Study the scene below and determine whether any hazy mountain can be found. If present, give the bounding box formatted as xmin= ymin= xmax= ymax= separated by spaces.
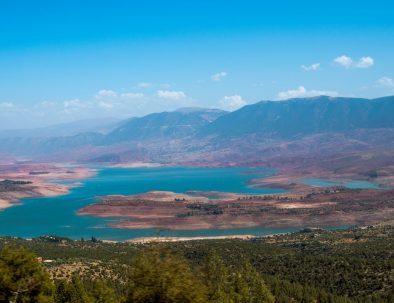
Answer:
xmin=2 ymin=96 xmax=394 ymax=162
xmin=0 ymin=108 xmax=227 ymax=157
xmin=103 ymin=108 xmax=227 ymax=144
xmin=0 ymin=132 xmax=104 ymax=156
xmin=200 ymin=96 xmax=394 ymax=138
xmin=0 ymin=118 xmax=120 ymax=139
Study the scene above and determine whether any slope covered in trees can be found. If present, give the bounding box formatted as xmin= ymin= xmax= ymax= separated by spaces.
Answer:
xmin=0 ymin=224 xmax=393 ymax=302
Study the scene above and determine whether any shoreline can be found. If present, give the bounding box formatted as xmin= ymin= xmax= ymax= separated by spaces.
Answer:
xmin=2 ymin=163 xmax=391 ymax=239
xmin=110 ymin=162 xmax=163 ymax=168
xmin=79 ymin=175 xmax=393 ymax=232
xmin=127 ymin=234 xmax=257 ymax=243
xmin=2 ymin=224 xmax=357 ymax=243
xmin=0 ymin=164 xmax=96 ymax=211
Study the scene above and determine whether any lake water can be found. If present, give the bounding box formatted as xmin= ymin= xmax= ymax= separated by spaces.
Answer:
xmin=297 ymin=178 xmax=381 ymax=189
xmin=0 ymin=167 xmax=349 ymax=241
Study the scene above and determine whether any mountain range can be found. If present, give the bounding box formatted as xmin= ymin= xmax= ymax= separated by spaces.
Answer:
xmin=202 ymin=96 xmax=394 ymax=138
xmin=1 ymin=96 xmax=394 ymax=164
xmin=103 ymin=107 xmax=226 ymax=144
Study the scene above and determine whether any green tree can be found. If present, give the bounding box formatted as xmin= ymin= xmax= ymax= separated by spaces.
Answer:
xmin=54 ymin=280 xmax=73 ymax=303
xmin=54 ymin=277 xmax=92 ymax=303
xmin=0 ymin=246 xmax=54 ymax=303
xmin=230 ymin=261 xmax=275 ymax=303
xmin=204 ymin=251 xmax=232 ymax=303
xmin=89 ymin=280 xmax=117 ymax=303
xmin=204 ymin=252 xmax=275 ymax=303
xmin=124 ymin=248 xmax=207 ymax=303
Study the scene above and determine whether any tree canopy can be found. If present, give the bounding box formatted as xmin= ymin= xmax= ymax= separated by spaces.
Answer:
xmin=0 ymin=246 xmax=53 ymax=303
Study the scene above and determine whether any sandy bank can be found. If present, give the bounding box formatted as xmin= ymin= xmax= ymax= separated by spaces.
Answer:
xmin=0 ymin=164 xmax=96 ymax=210
xmin=127 ymin=234 xmax=256 ymax=244
xmin=110 ymin=162 xmax=163 ymax=168
xmin=0 ymin=198 xmax=15 ymax=209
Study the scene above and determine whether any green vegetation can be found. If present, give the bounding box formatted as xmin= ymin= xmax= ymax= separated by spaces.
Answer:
xmin=0 ymin=224 xmax=393 ymax=302
xmin=204 ymin=252 xmax=275 ymax=303
xmin=177 ymin=203 xmax=224 ymax=217
xmin=53 ymin=277 xmax=117 ymax=303
xmin=0 ymin=246 xmax=53 ymax=302
xmin=0 ymin=180 xmax=32 ymax=192
xmin=125 ymin=249 xmax=207 ymax=302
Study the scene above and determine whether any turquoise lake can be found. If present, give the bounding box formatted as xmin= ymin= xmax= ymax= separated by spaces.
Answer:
xmin=0 ymin=167 xmax=350 ymax=241
xmin=297 ymin=178 xmax=381 ymax=189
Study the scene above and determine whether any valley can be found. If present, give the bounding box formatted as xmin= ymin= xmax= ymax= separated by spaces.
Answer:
xmin=2 ymin=5 xmax=394 ymax=302
xmin=1 ymin=222 xmax=392 ymax=302
xmin=1 ymin=97 xmax=394 ymax=241
xmin=1 ymin=157 xmax=392 ymax=240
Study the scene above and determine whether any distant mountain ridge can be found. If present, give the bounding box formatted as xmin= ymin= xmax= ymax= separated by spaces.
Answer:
xmin=0 ymin=118 xmax=120 ymax=139
xmin=1 ymin=96 xmax=394 ymax=162
xmin=103 ymin=108 xmax=227 ymax=144
xmin=200 ymin=96 xmax=394 ymax=138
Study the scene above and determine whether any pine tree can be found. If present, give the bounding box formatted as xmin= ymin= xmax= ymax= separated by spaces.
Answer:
xmin=0 ymin=246 xmax=54 ymax=303
xmin=89 ymin=280 xmax=117 ymax=303
xmin=229 ymin=261 xmax=275 ymax=303
xmin=124 ymin=248 xmax=207 ymax=303
xmin=54 ymin=277 xmax=92 ymax=303
xmin=204 ymin=251 xmax=232 ymax=303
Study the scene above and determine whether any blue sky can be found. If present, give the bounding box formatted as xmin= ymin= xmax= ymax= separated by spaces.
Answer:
xmin=1 ymin=0 xmax=394 ymax=129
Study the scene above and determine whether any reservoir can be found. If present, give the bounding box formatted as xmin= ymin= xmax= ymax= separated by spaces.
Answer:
xmin=0 ymin=167 xmax=350 ymax=241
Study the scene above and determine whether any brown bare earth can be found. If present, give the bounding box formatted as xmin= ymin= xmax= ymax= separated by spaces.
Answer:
xmin=251 ymin=150 xmax=394 ymax=189
xmin=0 ymin=163 xmax=95 ymax=210
xmin=79 ymin=185 xmax=394 ymax=230
xmin=78 ymin=150 xmax=394 ymax=231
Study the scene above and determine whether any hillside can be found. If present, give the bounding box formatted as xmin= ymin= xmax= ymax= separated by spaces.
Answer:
xmin=102 ymin=107 xmax=227 ymax=144
xmin=0 ymin=118 xmax=119 ymax=139
xmin=1 ymin=223 xmax=392 ymax=302
xmin=200 ymin=96 xmax=394 ymax=138
xmin=1 ymin=96 xmax=394 ymax=164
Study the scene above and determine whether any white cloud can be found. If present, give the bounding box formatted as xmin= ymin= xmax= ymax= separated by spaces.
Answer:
xmin=355 ymin=56 xmax=374 ymax=68
xmin=333 ymin=55 xmax=374 ymax=69
xmin=301 ymin=63 xmax=321 ymax=71
xmin=63 ymin=99 xmax=87 ymax=109
xmin=219 ymin=95 xmax=247 ymax=111
xmin=277 ymin=86 xmax=338 ymax=100
xmin=334 ymin=55 xmax=354 ymax=68
xmin=63 ymin=99 xmax=91 ymax=113
xmin=95 ymin=89 xmax=118 ymax=99
xmin=94 ymin=90 xmax=145 ymax=109
xmin=0 ymin=88 xmax=194 ymax=129
xmin=38 ymin=101 xmax=57 ymax=108
xmin=121 ymin=92 xmax=144 ymax=99
xmin=0 ymin=102 xmax=15 ymax=109
xmin=157 ymin=90 xmax=187 ymax=100
xmin=211 ymin=71 xmax=228 ymax=81
xmin=377 ymin=77 xmax=394 ymax=88
xmin=136 ymin=82 xmax=151 ymax=88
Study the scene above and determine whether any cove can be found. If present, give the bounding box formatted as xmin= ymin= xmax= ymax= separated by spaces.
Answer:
xmin=0 ymin=167 xmax=344 ymax=241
